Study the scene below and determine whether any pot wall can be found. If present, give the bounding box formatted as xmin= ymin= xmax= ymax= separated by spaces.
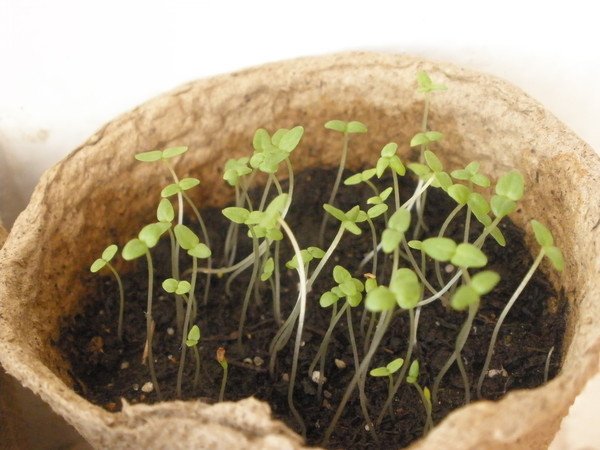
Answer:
xmin=0 ymin=52 xmax=598 ymax=449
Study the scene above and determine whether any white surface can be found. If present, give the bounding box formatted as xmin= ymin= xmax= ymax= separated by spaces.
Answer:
xmin=1 ymin=0 xmax=599 ymax=221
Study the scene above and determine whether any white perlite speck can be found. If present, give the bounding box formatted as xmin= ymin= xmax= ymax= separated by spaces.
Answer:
xmin=311 ymin=371 xmax=327 ymax=384
xmin=166 ymin=327 xmax=175 ymax=336
xmin=334 ymin=358 xmax=346 ymax=369
xmin=141 ymin=382 xmax=154 ymax=393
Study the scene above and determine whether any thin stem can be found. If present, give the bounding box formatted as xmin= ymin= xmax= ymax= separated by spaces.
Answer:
xmin=413 ymin=383 xmax=433 ymax=435
xmin=273 ymin=240 xmax=282 ymax=325
xmin=219 ymin=364 xmax=228 ymax=402
xmin=366 ymin=217 xmax=378 ymax=275
xmin=192 ymin=345 xmax=200 ymax=390
xmin=435 ymin=204 xmax=464 ymax=288
xmin=236 ymin=230 xmax=260 ymax=345
xmin=392 ymin=171 xmax=401 ymax=212
xmin=278 ymin=217 xmax=308 ymax=438
xmin=144 ymin=251 xmax=161 ymax=400
xmin=477 ymin=250 xmax=545 ymax=398
xmin=463 ymin=205 xmax=472 ymax=243
xmin=319 ymin=132 xmax=349 ymax=246
xmin=167 ymin=229 xmax=184 ymax=333
xmin=456 ymin=352 xmax=470 ymax=404
xmin=258 ymin=175 xmax=273 ymax=211
xmin=176 ymin=257 xmax=198 ymax=398
xmin=106 ymin=263 xmax=125 ymax=341
xmin=363 ymin=311 xmax=377 ymax=354
xmin=308 ymin=303 xmax=347 ymax=380
xmin=308 ymin=225 xmax=345 ymax=290
xmin=432 ymin=301 xmax=477 ymax=406
xmin=224 ymin=184 xmax=241 ymax=262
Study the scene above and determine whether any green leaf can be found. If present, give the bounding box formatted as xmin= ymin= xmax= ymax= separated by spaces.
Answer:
xmin=370 ymin=367 xmax=391 ymax=377
xmin=544 ymin=246 xmax=564 ymax=271
xmin=187 ymin=325 xmax=200 ymax=341
xmin=491 ymin=195 xmax=517 ymax=218
xmin=139 ymin=222 xmax=170 ymax=248
xmin=368 ymin=204 xmax=388 ymax=219
xmin=161 ymin=183 xmax=181 ymax=198
xmin=101 ymin=244 xmax=118 ymax=262
xmin=362 ymin=168 xmax=377 ymax=180
xmin=365 ymin=286 xmax=396 ymax=312
xmin=376 ymin=157 xmax=390 ymax=178
xmin=495 ymin=170 xmax=525 ymax=201
xmin=467 ymin=193 xmax=490 ymax=217
xmin=422 ymin=237 xmax=457 ymax=261
xmin=433 ymin=172 xmax=453 ymax=190
xmin=471 ymin=173 xmax=491 ymax=188
xmin=278 ymin=126 xmax=304 ymax=152
xmin=447 ymin=184 xmax=470 ymax=205
xmin=379 ymin=187 xmax=393 ymax=202
xmin=390 ymin=268 xmax=421 ymax=309
xmin=323 ymin=204 xmax=347 ymax=222
xmin=490 ymin=225 xmax=507 ymax=247
xmin=389 ymin=155 xmax=406 ymax=175
xmin=465 ymin=161 xmax=480 ymax=174
xmin=381 ymin=142 xmax=398 ymax=158
xmin=122 ymin=238 xmax=147 ymax=260
xmin=417 ymin=71 xmax=432 ymax=90
xmin=162 ymin=146 xmax=188 ymax=159
xmin=470 ymin=271 xmax=500 ymax=295
xmin=178 ymin=178 xmax=200 ymax=191
xmin=531 ymin=220 xmax=554 ymax=247
xmin=451 ymin=169 xmax=470 ymax=180
xmin=261 ymin=257 xmax=274 ymax=282
xmin=406 ymin=360 xmax=420 ymax=384
xmin=365 ymin=278 xmax=377 ymax=293
xmin=408 ymin=240 xmax=422 ymax=250
xmin=451 ymin=285 xmax=480 ymax=311
xmin=90 ymin=258 xmax=107 ymax=273
xmin=340 ymin=279 xmax=358 ymax=296
xmin=222 ymin=207 xmax=250 ymax=224
xmin=271 ymin=129 xmax=287 ymax=146
xmin=320 ymin=291 xmax=340 ymax=308
xmin=173 ymin=224 xmax=200 ymax=250
xmin=162 ymin=278 xmax=179 ymax=293
xmin=175 ymin=280 xmax=192 ymax=295
xmin=425 ymin=131 xmax=443 ymax=142
xmin=157 ymin=198 xmax=175 ymax=223
xmin=343 ymin=221 xmax=361 ymax=235
xmin=381 ymin=229 xmax=402 ymax=253
xmin=135 ymin=150 xmax=162 ymax=162
xmin=410 ymin=133 xmax=428 ymax=147
xmin=386 ymin=358 xmax=404 ymax=374
xmin=346 ymin=121 xmax=367 ymax=133
xmin=188 ymin=243 xmax=211 ymax=259
xmin=333 ymin=265 xmax=352 ymax=284
xmin=344 ymin=173 xmax=363 ymax=186
xmin=388 ymin=208 xmax=411 ymax=232
xmin=324 ymin=120 xmax=347 ymax=133
xmin=307 ymin=247 xmax=325 ymax=259
xmin=451 ymin=243 xmax=488 ymax=268
xmin=347 ymin=292 xmax=363 ymax=308
xmin=253 ymin=128 xmax=270 ymax=152
xmin=408 ymin=163 xmax=431 ymax=177
xmin=424 ymin=150 xmax=443 ymax=172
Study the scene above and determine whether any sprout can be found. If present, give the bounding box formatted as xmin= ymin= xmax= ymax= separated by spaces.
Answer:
xmin=405 ymin=360 xmax=433 ymax=435
xmin=216 ymin=347 xmax=229 ymax=402
xmin=90 ymin=244 xmax=126 ymax=341
xmin=185 ymin=325 xmax=201 ymax=389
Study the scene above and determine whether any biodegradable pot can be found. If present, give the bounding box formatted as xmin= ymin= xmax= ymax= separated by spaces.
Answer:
xmin=0 ymin=52 xmax=598 ymax=449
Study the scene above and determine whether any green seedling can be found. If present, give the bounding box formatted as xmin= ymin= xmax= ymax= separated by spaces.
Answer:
xmin=319 ymin=120 xmax=367 ymax=245
xmin=370 ymin=357 xmax=404 ymax=418
xmin=216 ymin=347 xmax=228 ymax=402
xmin=477 ymin=220 xmax=563 ymax=398
xmin=185 ymin=325 xmax=201 ymax=389
xmin=223 ymin=157 xmax=253 ymax=265
xmin=90 ymin=244 xmax=125 ymax=341
xmin=407 ymin=149 xmax=452 ymax=191
xmin=375 ymin=143 xmax=406 ymax=211
xmin=405 ymin=360 xmax=433 ymax=435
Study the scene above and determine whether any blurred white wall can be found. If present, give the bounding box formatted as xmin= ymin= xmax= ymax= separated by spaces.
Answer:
xmin=0 ymin=0 xmax=598 ymax=224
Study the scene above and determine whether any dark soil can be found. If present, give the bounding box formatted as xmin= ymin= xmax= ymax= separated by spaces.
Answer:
xmin=58 ymin=167 xmax=567 ymax=449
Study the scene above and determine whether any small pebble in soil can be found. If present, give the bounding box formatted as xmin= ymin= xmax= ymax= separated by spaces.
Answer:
xmin=120 ymin=361 xmax=129 ymax=370
xmin=166 ymin=327 xmax=175 ymax=336
xmin=444 ymin=264 xmax=455 ymax=273
xmin=141 ymin=382 xmax=154 ymax=393
xmin=132 ymin=384 xmax=139 ymax=391
xmin=311 ymin=371 xmax=326 ymax=384
xmin=244 ymin=357 xmax=253 ymax=365
xmin=282 ymin=373 xmax=289 ymax=382
xmin=488 ymin=368 xmax=509 ymax=378
xmin=253 ymin=356 xmax=264 ymax=366
xmin=334 ymin=358 xmax=347 ymax=369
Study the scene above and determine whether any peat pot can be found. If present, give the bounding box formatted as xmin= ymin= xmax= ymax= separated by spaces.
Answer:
xmin=0 ymin=53 xmax=598 ymax=449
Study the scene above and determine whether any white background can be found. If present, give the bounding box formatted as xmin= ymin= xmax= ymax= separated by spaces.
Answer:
xmin=1 ymin=0 xmax=599 ymax=224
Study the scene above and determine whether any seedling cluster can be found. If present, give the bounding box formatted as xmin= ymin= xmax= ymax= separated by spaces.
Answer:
xmin=89 ymin=71 xmax=563 ymax=444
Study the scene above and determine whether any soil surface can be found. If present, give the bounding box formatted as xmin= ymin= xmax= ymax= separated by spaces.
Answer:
xmin=58 ymin=167 xmax=567 ymax=449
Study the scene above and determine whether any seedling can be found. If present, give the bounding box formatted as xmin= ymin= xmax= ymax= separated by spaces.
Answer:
xmin=405 ymin=360 xmax=433 ymax=435
xmin=185 ymin=325 xmax=201 ymax=389
xmin=90 ymin=244 xmax=125 ymax=340
xmin=370 ymin=357 xmax=404 ymax=417
xmin=216 ymin=347 xmax=228 ymax=402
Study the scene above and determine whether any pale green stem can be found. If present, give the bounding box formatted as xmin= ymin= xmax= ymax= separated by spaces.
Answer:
xmin=273 ymin=240 xmax=282 ymax=325
xmin=435 ymin=204 xmax=464 ymax=288
xmin=219 ymin=363 xmax=228 ymax=402
xmin=167 ymin=229 xmax=184 ymax=333
xmin=477 ymin=250 xmax=545 ymax=398
xmin=144 ymin=251 xmax=161 ymax=400
xmin=392 ymin=171 xmax=401 ymax=212
xmin=236 ymin=229 xmax=260 ymax=345
xmin=106 ymin=262 xmax=125 ymax=341
xmin=308 ymin=303 xmax=346 ymax=382
xmin=223 ymin=184 xmax=241 ymax=262
xmin=366 ymin=217 xmax=378 ymax=275
xmin=192 ymin=345 xmax=200 ymax=390
xmin=258 ymin=175 xmax=273 ymax=211
xmin=463 ymin=205 xmax=472 ymax=243
xmin=176 ymin=257 xmax=198 ymax=398
xmin=317 ymin=302 xmax=339 ymax=401
xmin=413 ymin=383 xmax=433 ymax=435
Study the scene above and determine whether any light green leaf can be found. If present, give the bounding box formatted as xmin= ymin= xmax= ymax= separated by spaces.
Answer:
xmin=161 ymin=183 xmax=181 ymax=198
xmin=433 ymin=172 xmax=453 ymax=190
xmin=406 ymin=360 xmax=420 ymax=384
xmin=162 ymin=278 xmax=179 ymax=293
xmin=187 ymin=325 xmax=200 ymax=341
xmin=333 ymin=265 xmax=352 ymax=284
xmin=379 ymin=187 xmax=393 ymax=202
xmin=122 ymin=238 xmax=147 ymax=260
xmin=222 ymin=207 xmax=250 ymax=224
xmin=408 ymin=240 xmax=422 ymax=250
xmin=470 ymin=271 xmax=500 ymax=295
xmin=451 ymin=169 xmax=470 ymax=180
xmin=278 ymin=126 xmax=304 ymax=152
xmin=467 ymin=193 xmax=490 ymax=217
xmin=531 ymin=220 xmax=554 ymax=247
xmin=253 ymin=128 xmax=270 ymax=152
xmin=365 ymin=278 xmax=377 ymax=293
xmin=370 ymin=367 xmax=391 ymax=377
xmin=366 ymin=286 xmax=397 ymax=312
xmin=390 ymin=269 xmax=421 ymax=309
xmin=424 ymin=150 xmax=443 ymax=172
xmin=495 ymin=170 xmax=525 ymax=201
xmin=490 ymin=225 xmax=507 ymax=247
xmin=410 ymin=133 xmax=428 ymax=147
xmin=544 ymin=246 xmax=564 ymax=271
xmin=139 ymin=222 xmax=170 ymax=248
xmin=346 ymin=121 xmax=367 ymax=133
xmin=425 ymin=131 xmax=443 ymax=142
xmin=343 ymin=221 xmax=362 ymax=235
xmin=422 ymin=237 xmax=457 ymax=261
xmin=389 ymin=155 xmax=406 ymax=175
xmin=465 ymin=161 xmax=480 ymax=174
xmin=451 ymin=243 xmax=488 ymax=268
xmin=368 ymin=204 xmax=388 ymax=219
xmin=271 ymin=129 xmax=287 ymax=146
xmin=261 ymin=257 xmax=274 ymax=281
xmin=386 ymin=358 xmax=404 ymax=374
xmin=408 ymin=163 xmax=431 ymax=177
xmin=90 ymin=258 xmax=106 ymax=273
xmin=135 ymin=150 xmax=162 ymax=162
xmin=324 ymin=120 xmax=347 ymax=133
xmin=188 ymin=243 xmax=211 ymax=259
xmin=417 ymin=71 xmax=432 ymax=90
xmin=323 ymin=204 xmax=347 ymax=222
xmin=157 ymin=198 xmax=175 ymax=223
xmin=340 ymin=279 xmax=358 ymax=296
xmin=347 ymin=292 xmax=363 ymax=308
xmin=320 ymin=291 xmax=340 ymax=308
xmin=162 ymin=146 xmax=188 ymax=159
xmin=307 ymin=247 xmax=325 ymax=259
xmin=451 ymin=285 xmax=480 ymax=311
xmin=101 ymin=244 xmax=118 ymax=262
xmin=173 ymin=224 xmax=200 ymax=250
xmin=381 ymin=142 xmax=398 ymax=158
xmin=376 ymin=157 xmax=390 ymax=178
xmin=491 ymin=195 xmax=517 ymax=218
xmin=344 ymin=173 xmax=363 ymax=185
xmin=471 ymin=173 xmax=491 ymax=188
xmin=381 ymin=228 xmax=402 ymax=253
xmin=388 ymin=208 xmax=411 ymax=232
xmin=175 ymin=280 xmax=192 ymax=295
xmin=178 ymin=178 xmax=200 ymax=191
xmin=447 ymin=184 xmax=470 ymax=205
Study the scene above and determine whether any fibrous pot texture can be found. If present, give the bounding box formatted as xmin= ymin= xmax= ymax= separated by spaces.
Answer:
xmin=0 ymin=52 xmax=598 ymax=449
